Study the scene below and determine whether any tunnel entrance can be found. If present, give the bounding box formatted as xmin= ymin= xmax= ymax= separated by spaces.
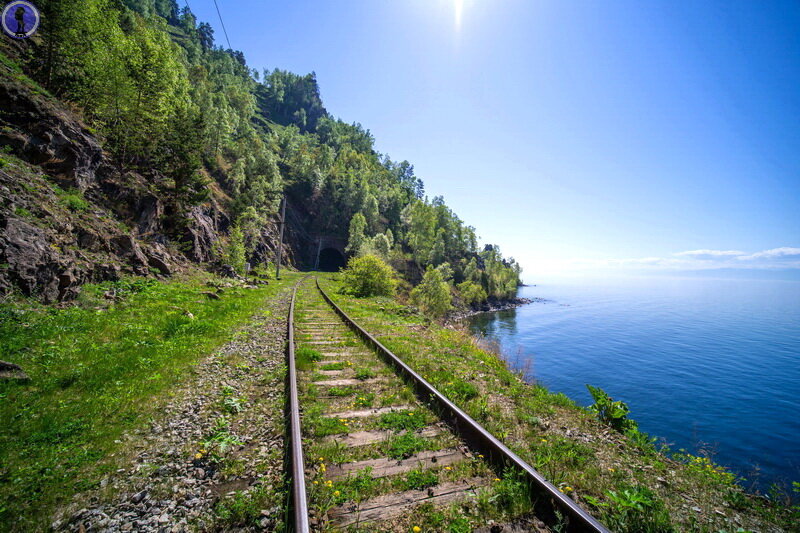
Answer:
xmin=318 ymin=248 xmax=346 ymax=272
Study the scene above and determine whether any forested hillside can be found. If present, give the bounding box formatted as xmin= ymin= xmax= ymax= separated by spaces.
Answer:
xmin=0 ymin=0 xmax=521 ymax=309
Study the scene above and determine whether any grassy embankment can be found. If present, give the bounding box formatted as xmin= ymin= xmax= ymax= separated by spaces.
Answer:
xmin=0 ymin=272 xmax=299 ymax=531
xmin=317 ymin=274 xmax=799 ymax=533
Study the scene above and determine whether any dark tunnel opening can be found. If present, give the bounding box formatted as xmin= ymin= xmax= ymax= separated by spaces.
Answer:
xmin=318 ymin=248 xmax=346 ymax=272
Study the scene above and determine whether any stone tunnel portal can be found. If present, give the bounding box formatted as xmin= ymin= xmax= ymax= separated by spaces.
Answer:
xmin=318 ymin=248 xmax=346 ymax=272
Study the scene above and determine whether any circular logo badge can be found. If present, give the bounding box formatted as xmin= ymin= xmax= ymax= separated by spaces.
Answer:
xmin=2 ymin=1 xmax=40 ymax=39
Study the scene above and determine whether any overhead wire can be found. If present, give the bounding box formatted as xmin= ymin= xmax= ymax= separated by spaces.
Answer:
xmin=211 ymin=0 xmax=232 ymax=50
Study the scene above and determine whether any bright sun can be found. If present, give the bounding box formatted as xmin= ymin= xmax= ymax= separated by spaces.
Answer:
xmin=454 ymin=0 xmax=464 ymax=28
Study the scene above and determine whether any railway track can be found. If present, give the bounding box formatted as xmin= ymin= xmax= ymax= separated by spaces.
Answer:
xmin=285 ymin=276 xmax=609 ymax=532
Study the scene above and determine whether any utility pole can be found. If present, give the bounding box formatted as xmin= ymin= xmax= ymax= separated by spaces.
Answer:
xmin=275 ymin=194 xmax=286 ymax=280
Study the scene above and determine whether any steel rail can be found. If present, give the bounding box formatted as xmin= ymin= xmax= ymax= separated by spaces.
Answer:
xmin=315 ymin=278 xmax=609 ymax=533
xmin=286 ymin=279 xmax=310 ymax=533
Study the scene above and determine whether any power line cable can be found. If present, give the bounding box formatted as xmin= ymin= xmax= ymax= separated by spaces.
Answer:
xmin=212 ymin=0 xmax=232 ymax=50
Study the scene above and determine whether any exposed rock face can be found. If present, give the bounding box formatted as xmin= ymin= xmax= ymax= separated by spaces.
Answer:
xmin=0 ymin=76 xmax=289 ymax=302
xmin=183 ymin=206 xmax=220 ymax=263
xmin=0 ymin=217 xmax=66 ymax=302
xmin=110 ymin=235 xmax=150 ymax=276
xmin=0 ymin=79 xmax=104 ymax=191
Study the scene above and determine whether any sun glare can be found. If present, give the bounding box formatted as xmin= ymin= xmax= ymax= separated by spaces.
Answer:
xmin=454 ymin=0 xmax=464 ymax=29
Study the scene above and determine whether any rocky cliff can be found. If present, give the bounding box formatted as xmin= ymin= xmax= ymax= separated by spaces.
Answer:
xmin=0 ymin=75 xmax=291 ymax=302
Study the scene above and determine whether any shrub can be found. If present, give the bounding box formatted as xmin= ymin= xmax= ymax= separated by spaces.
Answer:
xmin=586 ymin=384 xmax=636 ymax=432
xmin=58 ymin=189 xmax=90 ymax=212
xmin=410 ymin=266 xmax=452 ymax=318
xmin=341 ymin=254 xmax=397 ymax=297
xmin=586 ymin=485 xmax=674 ymax=533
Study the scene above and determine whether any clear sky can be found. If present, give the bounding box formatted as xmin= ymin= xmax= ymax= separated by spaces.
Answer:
xmin=188 ymin=0 xmax=800 ymax=281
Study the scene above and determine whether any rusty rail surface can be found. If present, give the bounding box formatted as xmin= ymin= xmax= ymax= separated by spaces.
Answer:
xmin=314 ymin=278 xmax=609 ymax=533
xmin=286 ymin=279 xmax=310 ymax=533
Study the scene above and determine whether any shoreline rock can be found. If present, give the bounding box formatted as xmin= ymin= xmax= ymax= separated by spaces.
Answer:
xmin=448 ymin=296 xmax=547 ymax=323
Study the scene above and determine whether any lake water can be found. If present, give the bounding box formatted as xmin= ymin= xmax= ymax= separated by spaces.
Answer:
xmin=467 ymin=277 xmax=800 ymax=492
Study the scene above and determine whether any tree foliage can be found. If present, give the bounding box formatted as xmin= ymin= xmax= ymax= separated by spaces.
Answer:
xmin=342 ymin=255 xmax=397 ymax=297
xmin=26 ymin=0 xmax=522 ymax=312
xmin=411 ymin=266 xmax=453 ymax=318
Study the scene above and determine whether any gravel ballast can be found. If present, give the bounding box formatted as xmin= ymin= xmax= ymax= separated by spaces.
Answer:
xmin=53 ymin=287 xmax=293 ymax=532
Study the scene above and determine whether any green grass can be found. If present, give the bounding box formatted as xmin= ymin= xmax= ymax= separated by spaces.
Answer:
xmin=214 ymin=484 xmax=284 ymax=529
xmin=0 ymin=272 xmax=297 ymax=531
xmin=295 ymin=345 xmax=322 ymax=371
xmin=399 ymin=468 xmax=439 ymax=491
xmin=331 ymin=467 xmax=379 ymax=504
xmin=326 ymin=386 xmax=357 ymax=397
xmin=312 ymin=416 xmax=350 ymax=437
xmin=320 ymin=361 xmax=346 ymax=370
xmin=379 ymin=409 xmax=428 ymax=432
xmin=384 ymin=433 xmax=430 ymax=460
xmin=353 ymin=392 xmax=375 ymax=408
xmin=52 ymin=185 xmax=89 ymax=212
xmin=354 ymin=366 xmax=376 ymax=380
xmin=13 ymin=207 xmax=32 ymax=218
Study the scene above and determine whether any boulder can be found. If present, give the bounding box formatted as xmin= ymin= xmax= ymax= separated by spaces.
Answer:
xmin=143 ymin=243 xmax=172 ymax=276
xmin=0 ymin=360 xmax=30 ymax=382
xmin=111 ymin=235 xmax=149 ymax=275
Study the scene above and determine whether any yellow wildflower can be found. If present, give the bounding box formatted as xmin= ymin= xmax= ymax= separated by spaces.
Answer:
xmin=194 ymin=453 xmax=202 ymax=460
xmin=333 ymin=490 xmax=340 ymax=496
xmin=494 ymin=478 xmax=501 ymax=482
xmin=413 ymin=527 xmax=421 ymax=533
xmin=445 ymin=466 xmax=451 ymax=471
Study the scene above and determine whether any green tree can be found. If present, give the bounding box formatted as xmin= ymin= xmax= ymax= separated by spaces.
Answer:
xmin=362 ymin=194 xmax=381 ymax=233
xmin=345 ymin=212 xmax=367 ymax=256
xmin=222 ymin=226 xmax=247 ymax=275
xmin=197 ymin=22 xmax=214 ymax=51
xmin=160 ymin=107 xmax=207 ymax=204
xmin=457 ymin=281 xmax=487 ymax=306
xmin=411 ymin=266 xmax=453 ymax=318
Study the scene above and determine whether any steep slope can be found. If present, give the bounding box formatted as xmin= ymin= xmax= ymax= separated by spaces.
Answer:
xmin=0 ymin=73 xmax=286 ymax=301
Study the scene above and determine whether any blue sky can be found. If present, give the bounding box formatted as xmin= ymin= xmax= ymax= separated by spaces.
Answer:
xmin=188 ymin=0 xmax=800 ymax=281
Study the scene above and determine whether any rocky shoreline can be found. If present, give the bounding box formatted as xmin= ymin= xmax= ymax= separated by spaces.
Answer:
xmin=447 ymin=295 xmax=546 ymax=323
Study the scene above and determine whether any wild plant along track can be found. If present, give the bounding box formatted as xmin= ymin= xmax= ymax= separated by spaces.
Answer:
xmin=287 ymin=277 xmax=608 ymax=532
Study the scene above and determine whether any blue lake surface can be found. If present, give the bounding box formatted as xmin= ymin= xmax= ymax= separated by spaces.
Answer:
xmin=467 ymin=277 xmax=800 ymax=491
